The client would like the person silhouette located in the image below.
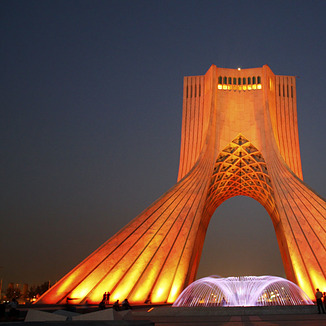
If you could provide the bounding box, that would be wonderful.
[99,300,106,310]
[106,291,110,303]
[315,288,325,314]
[113,300,120,311]
[122,298,131,310]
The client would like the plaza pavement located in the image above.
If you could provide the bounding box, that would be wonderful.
[131,305,326,326]
[1,304,325,326]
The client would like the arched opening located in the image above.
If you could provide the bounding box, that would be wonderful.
[197,196,285,279]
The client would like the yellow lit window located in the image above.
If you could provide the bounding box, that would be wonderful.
[218,84,222,90]
[248,85,252,90]
[257,84,262,89]
[223,85,227,90]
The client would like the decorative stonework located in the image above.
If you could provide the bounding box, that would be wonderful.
[207,134,275,212]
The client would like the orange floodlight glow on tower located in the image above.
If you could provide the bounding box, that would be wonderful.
[36,65,325,304]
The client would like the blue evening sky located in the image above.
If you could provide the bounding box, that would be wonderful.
[1,0,325,288]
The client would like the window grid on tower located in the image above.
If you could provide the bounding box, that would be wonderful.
[217,75,262,91]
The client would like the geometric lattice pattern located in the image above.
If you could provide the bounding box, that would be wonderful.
[207,134,275,213]
[36,65,326,305]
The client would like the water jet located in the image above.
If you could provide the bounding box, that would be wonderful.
[173,276,313,307]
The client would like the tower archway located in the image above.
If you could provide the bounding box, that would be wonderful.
[204,134,277,222]
[37,65,326,304]
[197,195,285,279]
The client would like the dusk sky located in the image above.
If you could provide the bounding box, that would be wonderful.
[1,1,325,290]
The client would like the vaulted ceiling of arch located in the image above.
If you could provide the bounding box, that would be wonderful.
[206,134,276,213]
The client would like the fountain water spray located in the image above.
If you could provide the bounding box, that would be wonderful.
[173,276,313,307]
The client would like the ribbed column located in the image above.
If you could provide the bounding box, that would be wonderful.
[267,148,326,298]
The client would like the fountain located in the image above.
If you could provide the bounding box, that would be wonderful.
[172,276,313,307]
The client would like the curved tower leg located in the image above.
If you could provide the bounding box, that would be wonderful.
[267,149,326,298]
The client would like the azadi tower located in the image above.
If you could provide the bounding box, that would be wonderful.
[37,65,325,304]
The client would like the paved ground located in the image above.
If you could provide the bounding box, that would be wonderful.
[132,306,326,326]
[133,314,326,326]
[1,304,325,325]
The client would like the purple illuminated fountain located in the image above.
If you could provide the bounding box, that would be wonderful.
[173,276,313,307]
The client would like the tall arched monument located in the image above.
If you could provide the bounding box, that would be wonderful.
[37,65,325,304]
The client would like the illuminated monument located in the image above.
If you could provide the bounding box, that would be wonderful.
[37,65,325,304]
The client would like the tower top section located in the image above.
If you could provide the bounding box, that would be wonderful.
[186,64,295,78]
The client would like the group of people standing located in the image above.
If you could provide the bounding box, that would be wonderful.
[99,292,131,311]
[99,291,110,310]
